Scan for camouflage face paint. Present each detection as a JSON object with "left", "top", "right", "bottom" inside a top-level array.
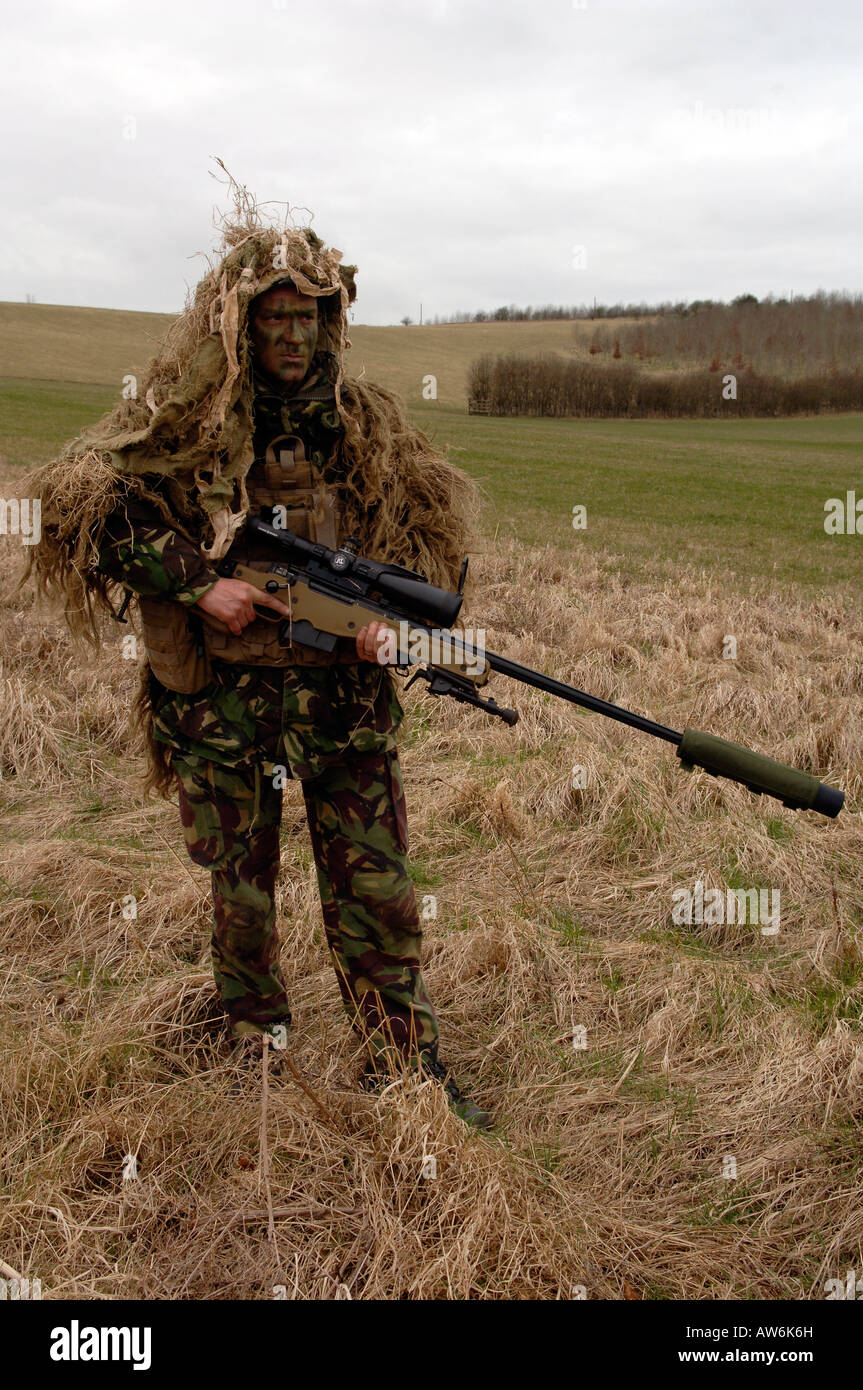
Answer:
[{"left": 250, "top": 285, "right": 319, "bottom": 388}]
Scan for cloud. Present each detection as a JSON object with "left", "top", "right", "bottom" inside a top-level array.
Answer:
[{"left": 1, "top": 0, "right": 860, "bottom": 321}]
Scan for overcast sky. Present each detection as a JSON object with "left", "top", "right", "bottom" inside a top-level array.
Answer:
[{"left": 1, "top": 0, "right": 860, "bottom": 324}]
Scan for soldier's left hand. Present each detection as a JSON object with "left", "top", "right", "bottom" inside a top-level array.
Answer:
[{"left": 356, "top": 621, "right": 397, "bottom": 664}]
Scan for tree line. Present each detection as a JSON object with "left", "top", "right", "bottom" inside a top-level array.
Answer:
[
  {"left": 421, "top": 290, "right": 861, "bottom": 340},
  {"left": 467, "top": 353, "right": 863, "bottom": 418},
  {"left": 583, "top": 292, "right": 863, "bottom": 375}
]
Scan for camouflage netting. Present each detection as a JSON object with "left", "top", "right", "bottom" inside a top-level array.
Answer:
[{"left": 25, "top": 175, "right": 479, "bottom": 644}]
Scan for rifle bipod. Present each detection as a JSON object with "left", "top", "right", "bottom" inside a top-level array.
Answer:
[{"left": 403, "top": 665, "right": 519, "bottom": 726}]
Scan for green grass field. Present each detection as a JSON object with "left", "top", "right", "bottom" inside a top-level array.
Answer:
[
  {"left": 2, "top": 300, "right": 859, "bottom": 598},
  {"left": 2, "top": 375, "right": 860, "bottom": 595},
  {"left": 412, "top": 403, "right": 863, "bottom": 592}
]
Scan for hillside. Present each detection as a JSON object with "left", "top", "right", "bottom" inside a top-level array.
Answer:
[{"left": 0, "top": 301, "right": 598, "bottom": 408}]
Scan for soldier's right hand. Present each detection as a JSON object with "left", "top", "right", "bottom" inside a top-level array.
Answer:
[{"left": 195, "top": 578, "right": 292, "bottom": 635}]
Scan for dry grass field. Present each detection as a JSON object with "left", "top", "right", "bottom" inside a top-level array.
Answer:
[
  {"left": 0, "top": 307, "right": 861, "bottom": 1300},
  {"left": 1, "top": 482, "right": 862, "bottom": 1299}
]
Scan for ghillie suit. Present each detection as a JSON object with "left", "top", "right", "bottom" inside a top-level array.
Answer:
[
  {"left": 23, "top": 187, "right": 486, "bottom": 1087},
  {"left": 26, "top": 189, "right": 479, "bottom": 797}
]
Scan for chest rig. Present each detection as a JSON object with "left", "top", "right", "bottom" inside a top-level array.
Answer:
[
  {"left": 202, "top": 425, "right": 346, "bottom": 668},
  {"left": 138, "top": 374, "right": 351, "bottom": 692}
]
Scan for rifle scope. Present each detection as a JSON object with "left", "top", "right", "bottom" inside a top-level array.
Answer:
[{"left": 247, "top": 515, "right": 463, "bottom": 628}]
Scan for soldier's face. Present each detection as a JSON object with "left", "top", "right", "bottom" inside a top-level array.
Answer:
[{"left": 250, "top": 286, "right": 319, "bottom": 387}]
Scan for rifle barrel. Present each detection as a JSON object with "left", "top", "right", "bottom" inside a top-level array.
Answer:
[
  {"left": 440, "top": 631, "right": 682, "bottom": 744},
  {"left": 435, "top": 630, "right": 844, "bottom": 817}
]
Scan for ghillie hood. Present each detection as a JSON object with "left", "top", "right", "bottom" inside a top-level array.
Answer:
[{"left": 26, "top": 174, "right": 478, "bottom": 643}]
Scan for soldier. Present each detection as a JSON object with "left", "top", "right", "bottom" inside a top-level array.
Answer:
[{"left": 30, "top": 204, "right": 492, "bottom": 1128}]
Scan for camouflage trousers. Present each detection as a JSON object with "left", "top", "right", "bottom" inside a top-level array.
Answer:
[{"left": 173, "top": 742, "right": 439, "bottom": 1060}]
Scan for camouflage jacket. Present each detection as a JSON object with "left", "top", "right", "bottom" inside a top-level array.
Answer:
[{"left": 98, "top": 371, "right": 404, "bottom": 779}]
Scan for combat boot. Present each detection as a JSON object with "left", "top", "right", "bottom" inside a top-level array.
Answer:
[
  {"left": 420, "top": 1055, "right": 494, "bottom": 1130},
  {"left": 231, "top": 1017, "right": 292, "bottom": 1046},
  {"left": 360, "top": 1052, "right": 494, "bottom": 1130},
  {"left": 228, "top": 1018, "right": 291, "bottom": 1090}
]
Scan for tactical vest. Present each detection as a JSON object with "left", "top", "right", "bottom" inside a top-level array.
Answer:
[
  {"left": 140, "top": 429, "right": 352, "bottom": 693},
  {"left": 202, "top": 430, "right": 348, "bottom": 668}
]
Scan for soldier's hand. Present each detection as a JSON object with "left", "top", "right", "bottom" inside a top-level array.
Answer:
[
  {"left": 195, "top": 578, "right": 291, "bottom": 635},
  {"left": 356, "top": 621, "right": 397, "bottom": 664}
]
